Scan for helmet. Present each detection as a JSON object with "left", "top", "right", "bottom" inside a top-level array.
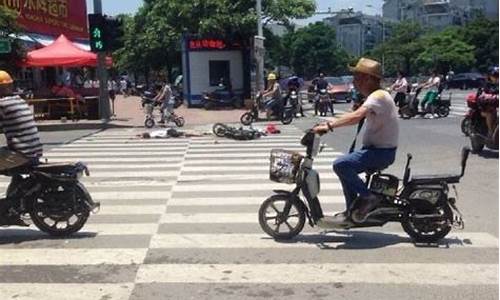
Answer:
[
  {"left": 0, "top": 70, "right": 13, "bottom": 85},
  {"left": 488, "top": 66, "right": 499, "bottom": 77},
  {"left": 267, "top": 73, "right": 276, "bottom": 80}
]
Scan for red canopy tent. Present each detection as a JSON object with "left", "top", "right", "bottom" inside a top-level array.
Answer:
[{"left": 23, "top": 34, "right": 111, "bottom": 67}]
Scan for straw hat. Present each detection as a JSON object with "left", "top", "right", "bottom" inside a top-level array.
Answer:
[{"left": 349, "top": 58, "right": 383, "bottom": 79}]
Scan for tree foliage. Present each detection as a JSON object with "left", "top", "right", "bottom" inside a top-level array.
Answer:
[
  {"left": 278, "top": 22, "right": 351, "bottom": 78},
  {"left": 114, "top": 0, "right": 315, "bottom": 80},
  {"left": 415, "top": 27, "right": 475, "bottom": 73},
  {"left": 369, "top": 16, "right": 498, "bottom": 76},
  {"left": 0, "top": 6, "right": 25, "bottom": 74},
  {"left": 459, "top": 15, "right": 499, "bottom": 72}
]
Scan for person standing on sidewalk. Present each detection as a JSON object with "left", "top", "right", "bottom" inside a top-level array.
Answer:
[{"left": 154, "top": 81, "right": 173, "bottom": 124}]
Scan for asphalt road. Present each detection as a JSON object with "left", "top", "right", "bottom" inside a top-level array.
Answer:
[{"left": 0, "top": 88, "right": 496, "bottom": 300}]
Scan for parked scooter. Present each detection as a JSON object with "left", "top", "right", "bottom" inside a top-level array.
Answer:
[
  {"left": 259, "top": 130, "right": 469, "bottom": 243},
  {"left": 202, "top": 81, "right": 243, "bottom": 110},
  {"left": 0, "top": 149, "right": 99, "bottom": 236},
  {"left": 399, "top": 86, "right": 451, "bottom": 119},
  {"left": 240, "top": 92, "right": 294, "bottom": 125}
]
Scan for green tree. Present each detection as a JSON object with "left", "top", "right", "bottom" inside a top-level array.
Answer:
[
  {"left": 415, "top": 27, "right": 475, "bottom": 73},
  {"left": 0, "top": 6, "right": 25, "bottom": 74},
  {"left": 368, "top": 21, "right": 426, "bottom": 76},
  {"left": 115, "top": 0, "right": 316, "bottom": 79},
  {"left": 283, "top": 22, "right": 350, "bottom": 78},
  {"left": 460, "top": 15, "right": 499, "bottom": 72}
]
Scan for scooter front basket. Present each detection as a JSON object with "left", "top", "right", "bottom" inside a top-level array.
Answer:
[{"left": 269, "top": 149, "right": 303, "bottom": 184}]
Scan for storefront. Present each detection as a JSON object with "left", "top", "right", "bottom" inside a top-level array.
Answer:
[{"left": 181, "top": 35, "right": 251, "bottom": 107}]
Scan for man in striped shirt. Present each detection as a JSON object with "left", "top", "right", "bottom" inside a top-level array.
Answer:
[{"left": 0, "top": 70, "right": 42, "bottom": 161}]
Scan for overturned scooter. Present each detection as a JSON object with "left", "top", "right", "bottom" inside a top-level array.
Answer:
[{"left": 259, "top": 130, "right": 469, "bottom": 243}]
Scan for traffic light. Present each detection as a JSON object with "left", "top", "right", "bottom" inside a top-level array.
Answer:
[{"left": 88, "top": 13, "right": 107, "bottom": 52}]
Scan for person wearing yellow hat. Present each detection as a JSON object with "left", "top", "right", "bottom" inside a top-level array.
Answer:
[
  {"left": 312, "top": 57, "right": 399, "bottom": 224},
  {"left": 261, "top": 72, "right": 283, "bottom": 120},
  {"left": 0, "top": 70, "right": 42, "bottom": 159}
]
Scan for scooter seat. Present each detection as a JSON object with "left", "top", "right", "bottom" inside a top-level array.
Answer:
[
  {"left": 409, "top": 174, "right": 460, "bottom": 185},
  {"left": 366, "top": 167, "right": 387, "bottom": 175},
  {"left": 34, "top": 163, "right": 80, "bottom": 174}
]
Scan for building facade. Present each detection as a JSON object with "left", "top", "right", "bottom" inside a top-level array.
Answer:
[
  {"left": 383, "top": 0, "right": 498, "bottom": 30},
  {"left": 324, "top": 10, "right": 385, "bottom": 57}
]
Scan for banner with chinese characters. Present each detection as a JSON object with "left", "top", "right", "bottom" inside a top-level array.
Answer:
[
  {"left": 187, "top": 38, "right": 242, "bottom": 51},
  {"left": 1, "top": 0, "right": 88, "bottom": 40}
]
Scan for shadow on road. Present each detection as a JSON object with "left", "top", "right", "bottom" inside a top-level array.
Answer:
[
  {"left": 478, "top": 150, "right": 499, "bottom": 159},
  {"left": 0, "top": 229, "right": 97, "bottom": 245},
  {"left": 265, "top": 230, "right": 468, "bottom": 249}
]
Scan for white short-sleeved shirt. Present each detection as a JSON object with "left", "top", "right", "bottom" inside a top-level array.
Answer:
[
  {"left": 427, "top": 76, "right": 441, "bottom": 92},
  {"left": 361, "top": 89, "right": 399, "bottom": 148}
]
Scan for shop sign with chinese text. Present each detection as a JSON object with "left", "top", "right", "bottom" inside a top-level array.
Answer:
[{"left": 0, "top": 0, "right": 88, "bottom": 40}]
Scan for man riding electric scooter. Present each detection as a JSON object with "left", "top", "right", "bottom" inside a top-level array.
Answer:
[{"left": 312, "top": 58, "right": 399, "bottom": 224}]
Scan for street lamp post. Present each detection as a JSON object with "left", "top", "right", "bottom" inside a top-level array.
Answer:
[
  {"left": 254, "top": 0, "right": 265, "bottom": 95},
  {"left": 366, "top": 4, "right": 385, "bottom": 74},
  {"left": 93, "top": 0, "right": 110, "bottom": 120}
]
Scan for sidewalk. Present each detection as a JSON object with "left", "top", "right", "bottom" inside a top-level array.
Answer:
[{"left": 34, "top": 95, "right": 249, "bottom": 131}]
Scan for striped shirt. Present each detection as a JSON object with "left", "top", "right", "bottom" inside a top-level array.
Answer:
[{"left": 0, "top": 95, "right": 42, "bottom": 158}]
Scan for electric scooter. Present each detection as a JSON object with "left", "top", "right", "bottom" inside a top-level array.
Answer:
[{"left": 259, "top": 130, "right": 469, "bottom": 243}]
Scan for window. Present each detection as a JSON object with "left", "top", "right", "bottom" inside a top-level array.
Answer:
[{"left": 209, "top": 60, "right": 230, "bottom": 86}]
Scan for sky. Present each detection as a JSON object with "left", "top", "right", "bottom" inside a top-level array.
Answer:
[{"left": 85, "top": 0, "right": 384, "bottom": 23}]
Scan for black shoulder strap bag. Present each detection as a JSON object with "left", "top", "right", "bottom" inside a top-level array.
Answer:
[{"left": 349, "top": 117, "right": 365, "bottom": 153}]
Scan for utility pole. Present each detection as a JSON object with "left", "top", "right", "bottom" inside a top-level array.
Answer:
[
  {"left": 254, "top": 0, "right": 265, "bottom": 95},
  {"left": 93, "top": 0, "right": 110, "bottom": 120}
]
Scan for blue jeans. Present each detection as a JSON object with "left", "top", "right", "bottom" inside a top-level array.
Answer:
[{"left": 333, "top": 147, "right": 396, "bottom": 210}]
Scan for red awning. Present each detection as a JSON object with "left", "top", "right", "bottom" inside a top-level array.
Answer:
[{"left": 23, "top": 34, "right": 112, "bottom": 67}]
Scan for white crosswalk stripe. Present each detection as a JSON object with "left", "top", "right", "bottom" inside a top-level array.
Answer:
[{"left": 0, "top": 126, "right": 496, "bottom": 299}]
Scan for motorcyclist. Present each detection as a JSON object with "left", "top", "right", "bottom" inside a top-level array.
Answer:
[
  {"left": 312, "top": 58, "right": 399, "bottom": 224},
  {"left": 419, "top": 69, "right": 441, "bottom": 118},
  {"left": 285, "top": 76, "right": 304, "bottom": 117},
  {"left": 0, "top": 70, "right": 43, "bottom": 226},
  {"left": 314, "top": 72, "right": 333, "bottom": 115},
  {"left": 262, "top": 73, "right": 283, "bottom": 120},
  {"left": 477, "top": 66, "right": 499, "bottom": 137},
  {"left": 390, "top": 70, "right": 408, "bottom": 109}
]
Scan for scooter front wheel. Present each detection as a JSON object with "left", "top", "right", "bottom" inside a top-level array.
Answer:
[
  {"left": 258, "top": 194, "right": 305, "bottom": 240},
  {"left": 144, "top": 118, "right": 155, "bottom": 128},
  {"left": 240, "top": 112, "right": 254, "bottom": 125}
]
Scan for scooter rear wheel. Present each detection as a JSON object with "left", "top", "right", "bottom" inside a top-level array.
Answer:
[
  {"left": 258, "top": 194, "right": 305, "bottom": 240},
  {"left": 461, "top": 117, "right": 472, "bottom": 136},
  {"left": 401, "top": 204, "right": 452, "bottom": 243},
  {"left": 174, "top": 116, "right": 185, "bottom": 127},
  {"left": 436, "top": 106, "right": 450, "bottom": 118}
]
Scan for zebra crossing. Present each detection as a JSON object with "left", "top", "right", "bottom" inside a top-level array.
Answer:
[{"left": 0, "top": 126, "right": 497, "bottom": 299}]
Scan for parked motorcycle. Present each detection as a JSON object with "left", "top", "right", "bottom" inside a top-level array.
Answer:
[
  {"left": 399, "top": 86, "right": 451, "bottom": 119},
  {"left": 0, "top": 149, "right": 99, "bottom": 236},
  {"left": 202, "top": 82, "right": 243, "bottom": 110},
  {"left": 240, "top": 92, "right": 294, "bottom": 125},
  {"left": 468, "top": 90, "right": 499, "bottom": 153},
  {"left": 259, "top": 130, "right": 469, "bottom": 243}
]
